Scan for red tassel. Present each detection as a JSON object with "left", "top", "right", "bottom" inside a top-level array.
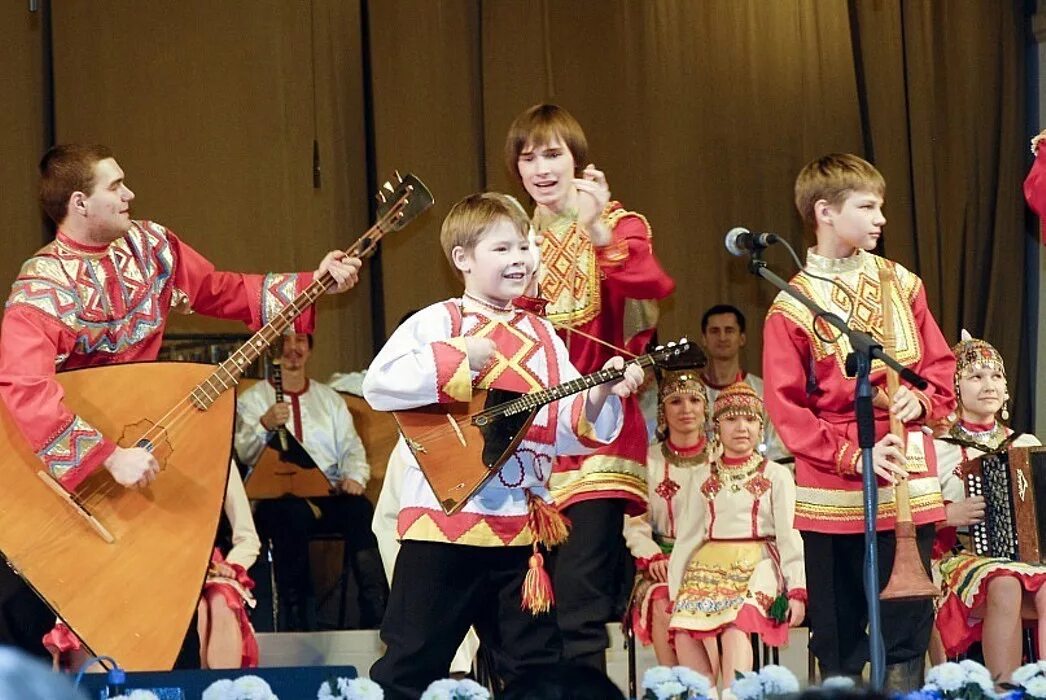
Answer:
[
  {"left": 527, "top": 492, "right": 570, "bottom": 547},
  {"left": 521, "top": 550, "right": 555, "bottom": 615}
]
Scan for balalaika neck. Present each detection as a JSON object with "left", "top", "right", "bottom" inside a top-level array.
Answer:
[
  {"left": 271, "top": 361, "right": 286, "bottom": 404},
  {"left": 186, "top": 271, "right": 337, "bottom": 411},
  {"left": 477, "top": 354, "right": 657, "bottom": 423}
]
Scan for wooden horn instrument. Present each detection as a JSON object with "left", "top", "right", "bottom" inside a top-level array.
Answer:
[{"left": 878, "top": 266, "right": 938, "bottom": 600}]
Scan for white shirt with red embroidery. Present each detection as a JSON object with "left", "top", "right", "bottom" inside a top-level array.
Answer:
[{"left": 362, "top": 299, "right": 623, "bottom": 548}]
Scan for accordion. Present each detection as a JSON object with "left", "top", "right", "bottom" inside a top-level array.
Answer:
[{"left": 961, "top": 446, "right": 1046, "bottom": 562}]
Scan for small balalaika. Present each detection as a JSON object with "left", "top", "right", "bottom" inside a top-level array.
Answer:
[
  {"left": 395, "top": 340, "right": 702, "bottom": 515},
  {"left": 961, "top": 444, "right": 1046, "bottom": 562},
  {"left": 243, "top": 357, "right": 332, "bottom": 500}
]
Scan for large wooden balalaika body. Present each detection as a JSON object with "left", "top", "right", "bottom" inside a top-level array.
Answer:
[
  {"left": 961, "top": 445, "right": 1046, "bottom": 562},
  {"left": 0, "top": 174, "right": 431, "bottom": 670}
]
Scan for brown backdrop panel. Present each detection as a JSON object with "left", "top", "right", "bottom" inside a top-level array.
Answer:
[
  {"left": 891, "top": 1, "right": 1028, "bottom": 418},
  {"left": 482, "top": 0, "right": 864, "bottom": 368},
  {"left": 0, "top": 6, "right": 47, "bottom": 292},
  {"left": 367, "top": 0, "right": 485, "bottom": 335},
  {"left": 50, "top": 1, "right": 371, "bottom": 379}
]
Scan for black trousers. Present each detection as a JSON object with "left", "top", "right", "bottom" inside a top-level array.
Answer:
[
  {"left": 549, "top": 499, "right": 629, "bottom": 667},
  {"left": 254, "top": 494, "right": 386, "bottom": 628},
  {"left": 802, "top": 524, "right": 936, "bottom": 676},
  {"left": 371, "top": 541, "right": 561, "bottom": 700}
]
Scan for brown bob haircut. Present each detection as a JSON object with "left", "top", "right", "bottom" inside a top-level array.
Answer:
[
  {"left": 39, "top": 144, "right": 114, "bottom": 226},
  {"left": 439, "top": 192, "right": 530, "bottom": 279},
  {"left": 794, "top": 153, "right": 885, "bottom": 229},
  {"left": 505, "top": 104, "right": 588, "bottom": 182}
]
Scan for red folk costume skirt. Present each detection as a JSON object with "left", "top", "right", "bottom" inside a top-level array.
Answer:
[{"left": 935, "top": 549, "right": 1046, "bottom": 657}]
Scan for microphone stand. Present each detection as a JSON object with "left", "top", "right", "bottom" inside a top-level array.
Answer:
[{"left": 747, "top": 247, "right": 927, "bottom": 691}]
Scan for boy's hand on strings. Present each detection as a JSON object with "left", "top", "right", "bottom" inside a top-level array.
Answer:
[
  {"left": 859, "top": 433, "right": 908, "bottom": 484},
  {"left": 890, "top": 385, "right": 924, "bottom": 423},
  {"left": 575, "top": 164, "right": 612, "bottom": 246},
  {"left": 316, "top": 250, "right": 362, "bottom": 294},
  {"left": 788, "top": 599, "right": 806, "bottom": 628},
  {"left": 465, "top": 337, "right": 496, "bottom": 371},
  {"left": 945, "top": 495, "right": 986, "bottom": 527}
]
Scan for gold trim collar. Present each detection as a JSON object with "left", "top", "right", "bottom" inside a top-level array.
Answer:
[{"left": 805, "top": 247, "right": 865, "bottom": 275}]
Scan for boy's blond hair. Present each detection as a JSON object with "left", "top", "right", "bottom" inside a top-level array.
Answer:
[
  {"left": 794, "top": 153, "right": 886, "bottom": 228},
  {"left": 440, "top": 193, "right": 530, "bottom": 278},
  {"left": 505, "top": 104, "right": 588, "bottom": 182}
]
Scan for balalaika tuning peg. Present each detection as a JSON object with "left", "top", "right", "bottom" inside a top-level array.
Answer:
[
  {"left": 667, "top": 341, "right": 676, "bottom": 348},
  {"left": 394, "top": 169, "right": 403, "bottom": 183},
  {"left": 383, "top": 181, "right": 395, "bottom": 193},
  {"left": 376, "top": 190, "right": 388, "bottom": 204}
]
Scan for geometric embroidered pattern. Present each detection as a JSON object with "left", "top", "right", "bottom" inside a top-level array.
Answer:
[
  {"left": 261, "top": 272, "right": 299, "bottom": 327},
  {"left": 8, "top": 221, "right": 176, "bottom": 358},
  {"left": 768, "top": 255, "right": 922, "bottom": 375},
  {"left": 469, "top": 317, "right": 544, "bottom": 394},
  {"left": 397, "top": 506, "right": 535, "bottom": 547},
  {"left": 38, "top": 415, "right": 103, "bottom": 481},
  {"left": 538, "top": 209, "right": 602, "bottom": 327}
]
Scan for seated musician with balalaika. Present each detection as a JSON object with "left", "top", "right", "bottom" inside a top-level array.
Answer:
[{"left": 933, "top": 332, "right": 1046, "bottom": 682}]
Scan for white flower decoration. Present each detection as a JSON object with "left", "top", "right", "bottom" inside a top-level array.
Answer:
[
  {"left": 926, "top": 662, "right": 966, "bottom": 692},
  {"left": 203, "top": 679, "right": 237, "bottom": 700},
  {"left": 653, "top": 680, "right": 687, "bottom": 700},
  {"left": 672, "top": 665, "right": 713, "bottom": 695},
  {"left": 759, "top": 665, "right": 800, "bottom": 695},
  {"left": 820, "top": 677, "right": 857, "bottom": 691},
  {"left": 958, "top": 660, "right": 992, "bottom": 682},
  {"left": 342, "top": 677, "right": 384, "bottom": 700},
  {"left": 643, "top": 666, "right": 677, "bottom": 689},
  {"left": 1024, "top": 675, "right": 1046, "bottom": 699},
  {"left": 1015, "top": 663, "right": 1046, "bottom": 687},
  {"left": 234, "top": 675, "right": 278, "bottom": 700},
  {"left": 419, "top": 678, "right": 488, "bottom": 700},
  {"left": 732, "top": 672, "right": 766, "bottom": 700}
]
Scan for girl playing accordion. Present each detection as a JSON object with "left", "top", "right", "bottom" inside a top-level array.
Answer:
[{"left": 933, "top": 332, "right": 1046, "bottom": 682}]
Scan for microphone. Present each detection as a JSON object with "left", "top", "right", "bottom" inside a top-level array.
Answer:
[{"left": 725, "top": 227, "right": 780, "bottom": 256}]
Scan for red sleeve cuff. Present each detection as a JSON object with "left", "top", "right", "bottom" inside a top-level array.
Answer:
[
  {"left": 636, "top": 552, "right": 668, "bottom": 571},
  {"left": 836, "top": 442, "right": 860, "bottom": 476},
  {"left": 292, "top": 271, "right": 316, "bottom": 333},
  {"left": 911, "top": 388, "right": 932, "bottom": 422},
  {"left": 787, "top": 589, "right": 808, "bottom": 603},
  {"left": 58, "top": 439, "right": 117, "bottom": 491},
  {"left": 595, "top": 239, "right": 630, "bottom": 268}
]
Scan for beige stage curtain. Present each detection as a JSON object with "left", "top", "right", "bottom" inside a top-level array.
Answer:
[
  {"left": 368, "top": 0, "right": 1028, "bottom": 423},
  {"left": 0, "top": 6, "right": 48, "bottom": 292},
  {"left": 853, "top": 1, "right": 1029, "bottom": 422},
  {"left": 3, "top": 0, "right": 1029, "bottom": 422},
  {"left": 44, "top": 0, "right": 373, "bottom": 379}
]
